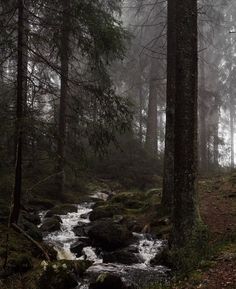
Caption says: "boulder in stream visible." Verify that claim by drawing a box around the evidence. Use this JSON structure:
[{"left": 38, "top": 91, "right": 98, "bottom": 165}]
[
  {"left": 70, "top": 240, "right": 89, "bottom": 257},
  {"left": 89, "top": 273, "right": 136, "bottom": 289},
  {"left": 103, "top": 249, "right": 140, "bottom": 265},
  {"left": 89, "top": 204, "right": 124, "bottom": 221},
  {"left": 45, "top": 204, "right": 77, "bottom": 217},
  {"left": 87, "top": 219, "right": 133, "bottom": 250},
  {"left": 40, "top": 216, "right": 61, "bottom": 233}
]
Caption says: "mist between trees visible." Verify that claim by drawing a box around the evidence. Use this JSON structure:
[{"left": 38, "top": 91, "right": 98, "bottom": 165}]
[{"left": 0, "top": 0, "right": 235, "bottom": 266}]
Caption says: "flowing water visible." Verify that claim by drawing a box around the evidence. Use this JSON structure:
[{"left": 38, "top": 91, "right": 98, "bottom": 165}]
[{"left": 39, "top": 193, "right": 170, "bottom": 287}]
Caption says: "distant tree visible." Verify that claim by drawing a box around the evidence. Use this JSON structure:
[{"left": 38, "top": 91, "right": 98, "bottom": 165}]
[
  {"left": 145, "top": 60, "right": 158, "bottom": 157},
  {"left": 162, "top": 0, "right": 176, "bottom": 210}
]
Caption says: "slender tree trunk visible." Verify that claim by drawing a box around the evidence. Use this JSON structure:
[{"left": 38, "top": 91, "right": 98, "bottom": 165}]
[
  {"left": 213, "top": 94, "right": 220, "bottom": 170},
  {"left": 171, "top": 0, "right": 200, "bottom": 247},
  {"left": 162, "top": 0, "right": 176, "bottom": 209},
  {"left": 10, "top": 0, "right": 24, "bottom": 224},
  {"left": 57, "top": 0, "right": 70, "bottom": 196},
  {"left": 146, "top": 61, "right": 158, "bottom": 157},
  {"left": 138, "top": 84, "right": 143, "bottom": 144},
  {"left": 230, "top": 94, "right": 234, "bottom": 170},
  {"left": 199, "top": 47, "right": 208, "bottom": 173}
]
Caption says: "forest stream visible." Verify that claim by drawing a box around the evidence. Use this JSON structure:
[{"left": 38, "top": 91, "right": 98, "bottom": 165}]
[{"left": 39, "top": 191, "right": 170, "bottom": 288}]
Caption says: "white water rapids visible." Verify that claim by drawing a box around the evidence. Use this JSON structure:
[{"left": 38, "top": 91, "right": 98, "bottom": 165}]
[{"left": 39, "top": 193, "right": 170, "bottom": 287}]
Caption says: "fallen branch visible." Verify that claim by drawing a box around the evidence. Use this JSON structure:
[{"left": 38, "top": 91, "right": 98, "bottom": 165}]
[{"left": 11, "top": 223, "right": 50, "bottom": 261}]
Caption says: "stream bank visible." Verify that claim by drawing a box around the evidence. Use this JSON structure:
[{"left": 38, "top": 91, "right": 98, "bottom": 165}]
[{"left": 39, "top": 190, "right": 171, "bottom": 288}]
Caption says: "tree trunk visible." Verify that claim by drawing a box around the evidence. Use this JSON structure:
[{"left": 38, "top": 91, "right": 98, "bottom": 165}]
[
  {"left": 230, "top": 93, "right": 234, "bottom": 170},
  {"left": 199, "top": 56, "right": 208, "bottom": 172},
  {"left": 145, "top": 61, "right": 158, "bottom": 157},
  {"left": 171, "top": 0, "right": 200, "bottom": 247},
  {"left": 10, "top": 0, "right": 25, "bottom": 224},
  {"left": 213, "top": 94, "right": 220, "bottom": 170},
  {"left": 138, "top": 84, "right": 143, "bottom": 144},
  {"left": 57, "top": 0, "right": 70, "bottom": 197},
  {"left": 162, "top": 0, "right": 176, "bottom": 209}
]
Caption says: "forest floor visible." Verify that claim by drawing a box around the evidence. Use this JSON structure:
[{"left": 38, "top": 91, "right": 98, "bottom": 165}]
[
  {"left": 0, "top": 173, "right": 236, "bottom": 289},
  {"left": 172, "top": 174, "right": 236, "bottom": 289}
]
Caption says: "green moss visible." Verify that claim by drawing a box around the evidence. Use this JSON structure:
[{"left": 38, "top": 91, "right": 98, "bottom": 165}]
[
  {"left": 90, "top": 203, "right": 124, "bottom": 221},
  {"left": 46, "top": 204, "right": 77, "bottom": 217},
  {"left": 7, "top": 253, "right": 33, "bottom": 273},
  {"left": 167, "top": 222, "right": 211, "bottom": 276}
]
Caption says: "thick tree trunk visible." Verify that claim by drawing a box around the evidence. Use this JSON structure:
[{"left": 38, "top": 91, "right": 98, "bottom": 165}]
[
  {"left": 145, "top": 61, "right": 158, "bottom": 157},
  {"left": 162, "top": 0, "right": 176, "bottom": 209},
  {"left": 10, "top": 0, "right": 25, "bottom": 224},
  {"left": 57, "top": 0, "right": 70, "bottom": 196},
  {"left": 171, "top": 0, "right": 200, "bottom": 247}
]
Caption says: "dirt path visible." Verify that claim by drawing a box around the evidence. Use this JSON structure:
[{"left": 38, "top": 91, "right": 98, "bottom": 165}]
[{"left": 178, "top": 176, "right": 236, "bottom": 289}]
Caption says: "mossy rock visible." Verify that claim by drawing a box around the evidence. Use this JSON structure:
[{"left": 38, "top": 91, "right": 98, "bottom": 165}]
[
  {"left": 7, "top": 253, "right": 33, "bottom": 274},
  {"left": 89, "top": 273, "right": 134, "bottom": 289},
  {"left": 38, "top": 260, "right": 92, "bottom": 289},
  {"left": 89, "top": 204, "right": 124, "bottom": 221},
  {"left": 20, "top": 218, "right": 43, "bottom": 241},
  {"left": 145, "top": 188, "right": 162, "bottom": 198},
  {"left": 40, "top": 217, "right": 61, "bottom": 233},
  {"left": 45, "top": 204, "right": 77, "bottom": 217},
  {"left": 21, "top": 211, "right": 41, "bottom": 225},
  {"left": 28, "top": 198, "right": 55, "bottom": 209},
  {"left": 110, "top": 192, "right": 142, "bottom": 203},
  {"left": 88, "top": 219, "right": 133, "bottom": 250}
]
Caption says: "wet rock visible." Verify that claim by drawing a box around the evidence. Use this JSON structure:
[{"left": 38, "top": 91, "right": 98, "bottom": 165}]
[
  {"left": 80, "top": 212, "right": 91, "bottom": 219},
  {"left": 89, "top": 273, "right": 135, "bottom": 289},
  {"left": 38, "top": 266, "right": 77, "bottom": 289},
  {"left": 103, "top": 249, "right": 140, "bottom": 265},
  {"left": 89, "top": 204, "right": 124, "bottom": 221},
  {"left": 113, "top": 215, "right": 124, "bottom": 223},
  {"left": 70, "top": 241, "right": 86, "bottom": 257},
  {"left": 73, "top": 222, "right": 88, "bottom": 236},
  {"left": 40, "top": 217, "right": 61, "bottom": 233},
  {"left": 92, "top": 200, "right": 106, "bottom": 209},
  {"left": 150, "top": 248, "right": 171, "bottom": 267},
  {"left": 145, "top": 188, "right": 162, "bottom": 198},
  {"left": 87, "top": 219, "right": 133, "bottom": 250},
  {"left": 20, "top": 218, "right": 43, "bottom": 241},
  {"left": 21, "top": 211, "right": 41, "bottom": 225},
  {"left": 45, "top": 204, "right": 77, "bottom": 217},
  {"left": 110, "top": 192, "right": 144, "bottom": 209},
  {"left": 125, "top": 218, "right": 143, "bottom": 233}
]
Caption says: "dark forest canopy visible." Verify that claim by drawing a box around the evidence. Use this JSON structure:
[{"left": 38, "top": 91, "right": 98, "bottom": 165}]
[{"left": 0, "top": 1, "right": 236, "bottom": 289}]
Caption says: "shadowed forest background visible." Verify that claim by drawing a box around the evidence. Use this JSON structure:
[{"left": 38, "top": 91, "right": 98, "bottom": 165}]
[{"left": 0, "top": 0, "right": 236, "bottom": 289}]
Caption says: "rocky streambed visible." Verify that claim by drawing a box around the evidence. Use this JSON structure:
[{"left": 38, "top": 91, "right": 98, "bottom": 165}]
[{"left": 39, "top": 191, "right": 170, "bottom": 288}]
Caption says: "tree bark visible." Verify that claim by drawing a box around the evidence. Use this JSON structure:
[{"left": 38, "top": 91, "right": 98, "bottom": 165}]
[
  {"left": 230, "top": 93, "right": 234, "bottom": 170},
  {"left": 213, "top": 94, "right": 220, "bottom": 170},
  {"left": 10, "top": 0, "right": 25, "bottom": 224},
  {"left": 138, "top": 84, "right": 143, "bottom": 144},
  {"left": 162, "top": 0, "right": 176, "bottom": 209},
  {"left": 145, "top": 61, "right": 158, "bottom": 157},
  {"left": 171, "top": 0, "right": 200, "bottom": 247},
  {"left": 198, "top": 33, "right": 208, "bottom": 173},
  {"left": 57, "top": 0, "right": 70, "bottom": 196}
]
